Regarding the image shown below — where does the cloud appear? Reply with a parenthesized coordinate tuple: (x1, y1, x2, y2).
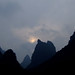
(0, 1, 21, 17)
(12, 23, 65, 43)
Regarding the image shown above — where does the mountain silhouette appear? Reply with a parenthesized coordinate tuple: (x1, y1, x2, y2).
(30, 32, 75, 72)
(69, 31, 75, 44)
(21, 55, 31, 69)
(0, 49, 23, 72)
(0, 32, 75, 73)
(0, 47, 4, 61)
(27, 39, 56, 69)
(0, 51, 3, 60)
(0, 47, 5, 54)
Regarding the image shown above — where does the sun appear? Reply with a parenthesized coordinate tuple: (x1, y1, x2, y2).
(29, 37, 37, 43)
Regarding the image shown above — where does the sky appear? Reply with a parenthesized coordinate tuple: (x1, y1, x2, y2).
(0, 0, 75, 63)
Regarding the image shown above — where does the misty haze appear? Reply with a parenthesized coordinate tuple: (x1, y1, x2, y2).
(0, 0, 75, 73)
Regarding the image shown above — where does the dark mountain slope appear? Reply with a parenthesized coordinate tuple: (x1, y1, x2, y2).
(0, 49, 24, 72)
(28, 39, 56, 69)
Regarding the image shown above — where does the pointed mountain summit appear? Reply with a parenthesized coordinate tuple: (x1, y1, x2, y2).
(37, 39, 42, 44)
(28, 39, 56, 69)
(21, 55, 31, 69)
(3, 49, 17, 63)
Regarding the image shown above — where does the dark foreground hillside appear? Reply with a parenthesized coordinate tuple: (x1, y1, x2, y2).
(0, 49, 25, 73)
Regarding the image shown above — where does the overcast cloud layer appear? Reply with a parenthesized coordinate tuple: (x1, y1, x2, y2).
(0, 0, 75, 62)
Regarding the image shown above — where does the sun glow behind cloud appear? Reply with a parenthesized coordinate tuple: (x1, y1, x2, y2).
(28, 36, 37, 43)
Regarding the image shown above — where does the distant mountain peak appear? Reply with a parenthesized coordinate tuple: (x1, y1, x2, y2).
(25, 55, 30, 58)
(23, 55, 31, 63)
(21, 55, 31, 69)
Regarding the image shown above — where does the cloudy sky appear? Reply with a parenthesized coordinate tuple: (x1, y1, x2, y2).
(0, 0, 75, 62)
